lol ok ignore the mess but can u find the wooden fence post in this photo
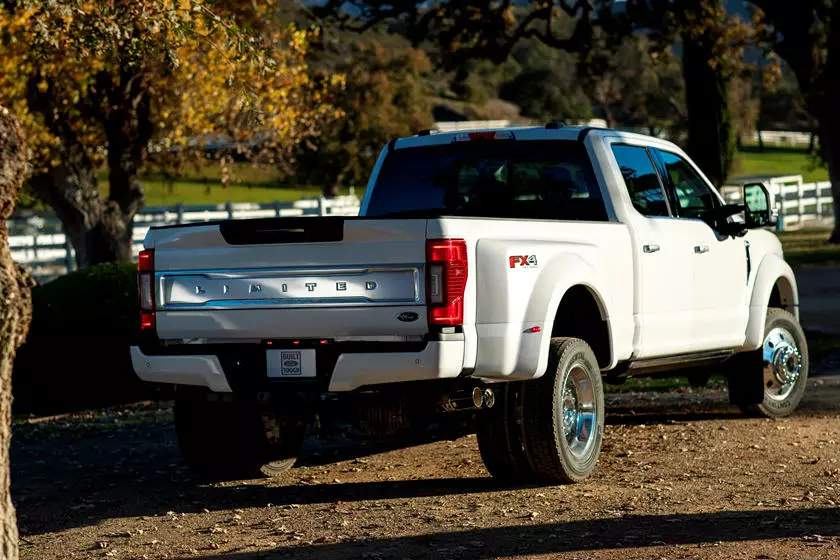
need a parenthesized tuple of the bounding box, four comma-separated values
(63, 231, 74, 273)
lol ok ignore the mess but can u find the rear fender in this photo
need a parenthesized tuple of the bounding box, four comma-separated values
(474, 250, 614, 379)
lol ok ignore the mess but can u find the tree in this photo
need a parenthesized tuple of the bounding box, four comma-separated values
(296, 38, 433, 194)
(0, 105, 34, 560)
(729, 76, 760, 148)
(498, 39, 592, 123)
(0, 0, 341, 266)
(314, 0, 757, 186)
(749, 1, 840, 242)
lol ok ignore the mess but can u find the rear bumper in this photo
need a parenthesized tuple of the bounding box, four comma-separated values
(130, 339, 465, 393)
(130, 347, 233, 393)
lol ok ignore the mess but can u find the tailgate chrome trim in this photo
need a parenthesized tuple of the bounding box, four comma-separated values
(156, 264, 423, 310)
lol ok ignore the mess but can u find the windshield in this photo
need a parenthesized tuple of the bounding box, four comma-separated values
(365, 140, 608, 221)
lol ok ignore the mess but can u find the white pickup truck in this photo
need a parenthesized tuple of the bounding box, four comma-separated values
(132, 124, 807, 483)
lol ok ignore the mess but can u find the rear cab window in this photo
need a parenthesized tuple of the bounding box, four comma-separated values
(364, 140, 609, 221)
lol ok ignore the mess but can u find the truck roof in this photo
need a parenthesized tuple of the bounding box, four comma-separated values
(393, 124, 683, 154)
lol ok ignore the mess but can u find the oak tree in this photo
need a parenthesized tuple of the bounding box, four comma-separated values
(750, 1, 840, 242)
(314, 0, 762, 186)
(0, 105, 34, 560)
(0, 0, 341, 266)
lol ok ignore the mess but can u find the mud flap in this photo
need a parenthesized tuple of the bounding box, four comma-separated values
(726, 350, 765, 405)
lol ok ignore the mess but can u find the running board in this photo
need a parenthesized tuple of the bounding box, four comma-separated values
(626, 349, 735, 375)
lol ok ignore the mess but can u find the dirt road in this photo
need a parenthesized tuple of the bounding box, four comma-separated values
(12, 376, 840, 560)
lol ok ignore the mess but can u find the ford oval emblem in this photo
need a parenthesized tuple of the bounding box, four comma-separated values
(397, 312, 419, 322)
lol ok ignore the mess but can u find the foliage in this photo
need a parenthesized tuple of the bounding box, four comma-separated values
(0, 0, 341, 174)
(0, 0, 343, 265)
(749, 1, 840, 242)
(758, 71, 810, 132)
(498, 40, 591, 122)
(729, 76, 760, 143)
(12, 262, 158, 414)
(295, 38, 433, 193)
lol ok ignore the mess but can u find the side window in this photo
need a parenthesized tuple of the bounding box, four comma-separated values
(657, 150, 718, 220)
(611, 144, 669, 217)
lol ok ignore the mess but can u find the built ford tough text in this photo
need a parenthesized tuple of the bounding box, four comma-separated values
(132, 124, 807, 484)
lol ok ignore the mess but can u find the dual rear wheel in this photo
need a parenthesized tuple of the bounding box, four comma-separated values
(477, 338, 605, 484)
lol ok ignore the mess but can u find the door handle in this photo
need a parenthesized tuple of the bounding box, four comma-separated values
(643, 244, 660, 253)
(694, 245, 710, 254)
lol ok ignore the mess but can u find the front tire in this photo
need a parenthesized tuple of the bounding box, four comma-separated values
(520, 338, 605, 483)
(174, 388, 306, 480)
(728, 308, 809, 418)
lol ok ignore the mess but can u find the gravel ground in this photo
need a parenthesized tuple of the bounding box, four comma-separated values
(12, 377, 840, 560)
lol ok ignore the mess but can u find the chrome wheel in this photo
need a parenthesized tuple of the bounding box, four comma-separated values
(763, 327, 802, 401)
(560, 364, 598, 459)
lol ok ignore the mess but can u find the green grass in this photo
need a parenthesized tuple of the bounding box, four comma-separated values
(778, 230, 840, 267)
(136, 180, 325, 206)
(97, 162, 362, 206)
(733, 146, 828, 183)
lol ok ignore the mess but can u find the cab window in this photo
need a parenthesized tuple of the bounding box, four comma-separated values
(611, 144, 670, 217)
(656, 150, 718, 220)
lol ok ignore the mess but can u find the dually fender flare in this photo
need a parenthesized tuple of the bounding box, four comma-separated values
(742, 253, 799, 350)
(525, 252, 615, 369)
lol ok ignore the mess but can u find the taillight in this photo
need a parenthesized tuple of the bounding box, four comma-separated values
(426, 239, 468, 327)
(138, 249, 156, 332)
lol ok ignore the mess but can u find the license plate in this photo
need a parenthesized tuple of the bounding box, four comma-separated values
(266, 349, 316, 378)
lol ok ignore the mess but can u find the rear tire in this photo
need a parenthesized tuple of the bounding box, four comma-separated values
(174, 388, 306, 480)
(520, 338, 605, 484)
(476, 382, 535, 484)
(728, 308, 809, 418)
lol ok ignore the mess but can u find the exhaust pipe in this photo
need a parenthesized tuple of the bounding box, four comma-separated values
(440, 386, 494, 412)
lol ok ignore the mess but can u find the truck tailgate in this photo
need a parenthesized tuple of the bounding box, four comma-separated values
(145, 217, 428, 341)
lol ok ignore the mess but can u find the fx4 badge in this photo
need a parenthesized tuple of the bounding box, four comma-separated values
(509, 255, 538, 268)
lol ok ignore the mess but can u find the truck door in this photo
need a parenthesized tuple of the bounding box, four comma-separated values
(609, 143, 697, 358)
(651, 148, 749, 350)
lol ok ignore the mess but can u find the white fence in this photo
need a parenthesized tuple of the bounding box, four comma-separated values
(9, 195, 361, 283)
(721, 175, 834, 231)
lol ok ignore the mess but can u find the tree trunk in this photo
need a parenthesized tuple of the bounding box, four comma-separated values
(102, 79, 148, 255)
(25, 72, 137, 267)
(682, 14, 735, 188)
(0, 106, 35, 560)
(28, 145, 130, 266)
(816, 122, 840, 243)
(757, 129, 764, 153)
(808, 116, 818, 155)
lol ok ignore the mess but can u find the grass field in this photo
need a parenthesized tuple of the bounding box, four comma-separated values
(85, 145, 831, 206)
(98, 162, 361, 206)
(778, 229, 840, 267)
(733, 146, 828, 183)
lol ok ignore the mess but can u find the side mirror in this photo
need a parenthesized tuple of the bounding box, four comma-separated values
(742, 182, 778, 229)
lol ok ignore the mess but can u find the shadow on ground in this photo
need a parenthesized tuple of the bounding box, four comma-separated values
(178, 507, 840, 559)
(12, 379, 840, 537)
